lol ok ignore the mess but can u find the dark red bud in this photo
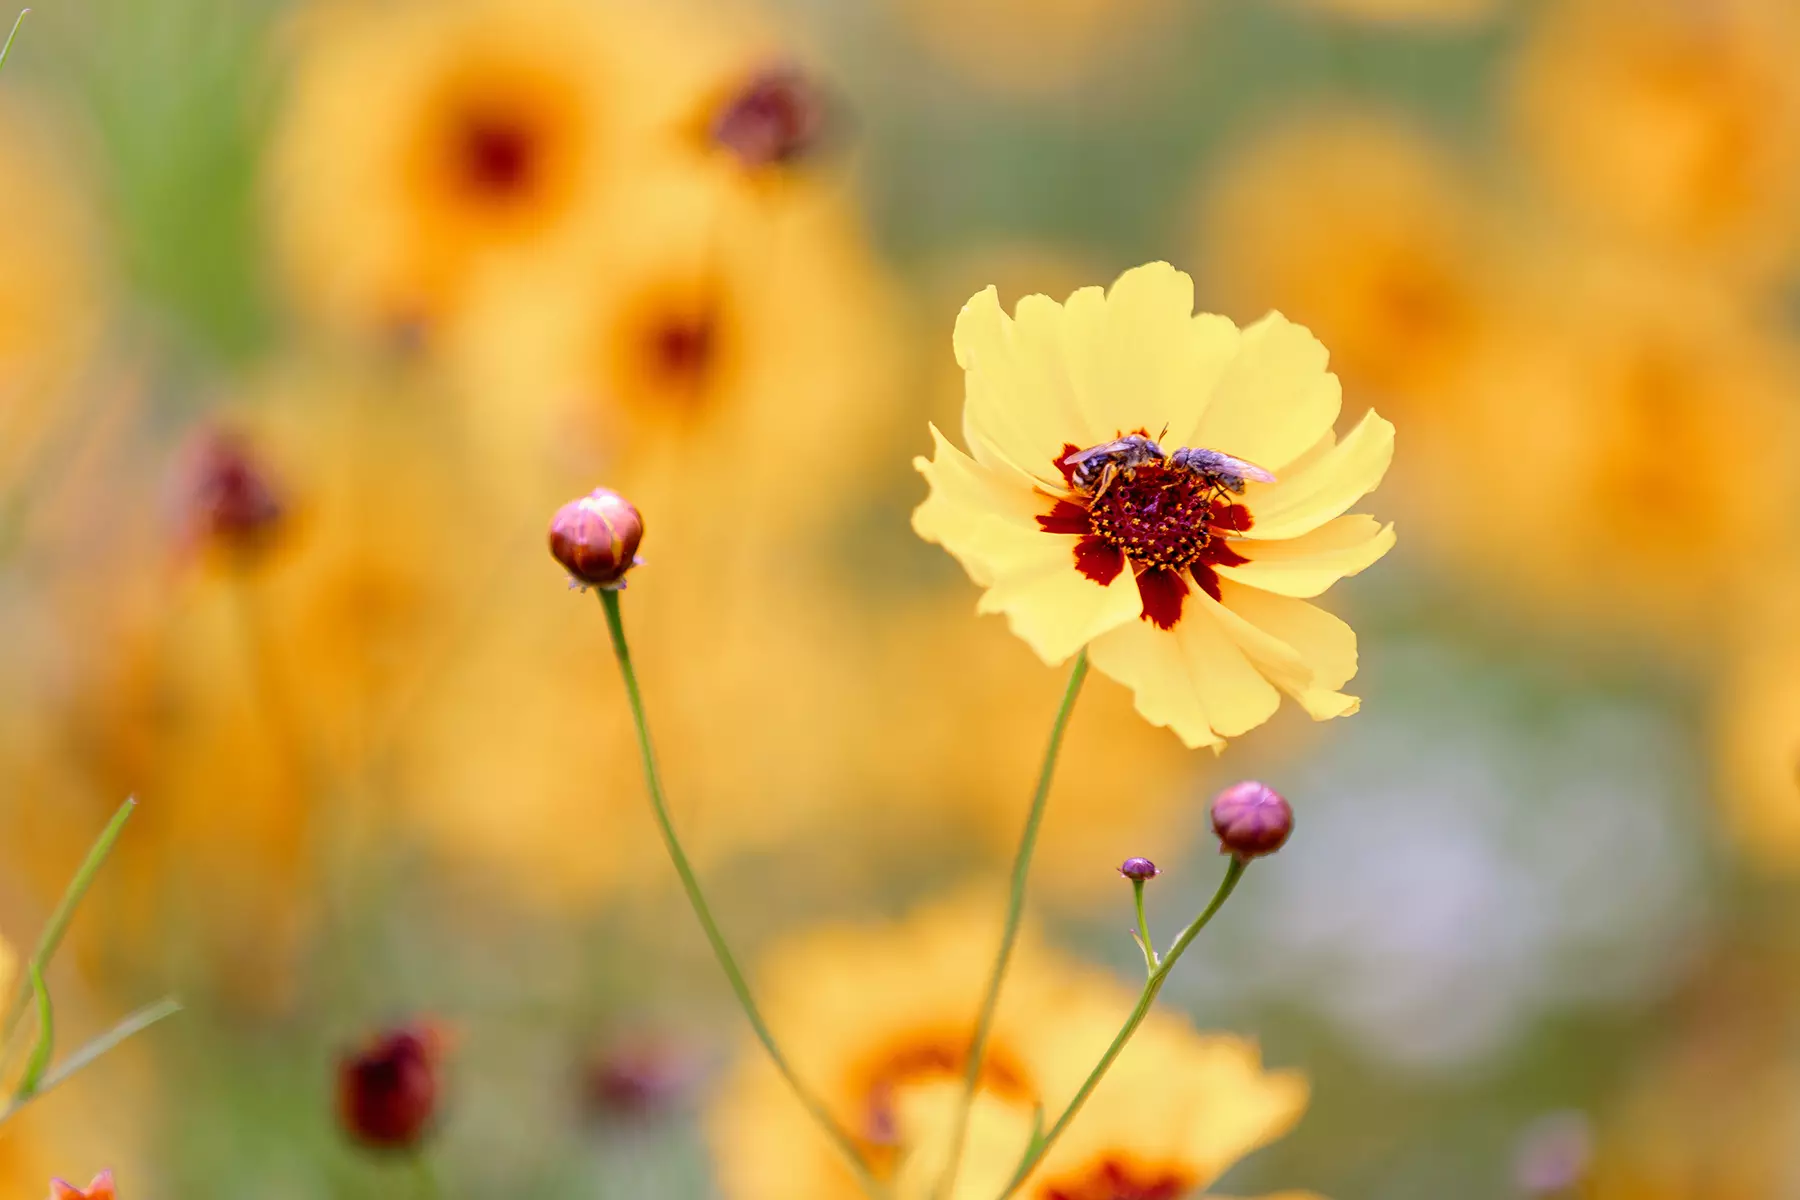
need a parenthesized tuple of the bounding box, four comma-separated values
(1210, 781, 1293, 860)
(709, 64, 829, 169)
(582, 1038, 697, 1121)
(548, 488, 644, 589)
(337, 1024, 444, 1151)
(173, 426, 284, 558)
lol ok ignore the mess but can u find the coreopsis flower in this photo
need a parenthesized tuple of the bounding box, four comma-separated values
(0, 103, 105, 487)
(1509, 0, 1800, 278)
(913, 262, 1395, 750)
(1282, 0, 1498, 24)
(894, 987, 1312, 1200)
(706, 895, 1081, 1198)
(48, 1173, 116, 1200)
(1196, 112, 1493, 408)
(705, 892, 1314, 1200)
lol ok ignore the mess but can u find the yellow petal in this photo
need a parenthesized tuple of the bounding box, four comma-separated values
(1215, 580, 1362, 720)
(1241, 410, 1395, 541)
(954, 285, 1098, 481)
(1059, 263, 1240, 453)
(1087, 589, 1283, 749)
(914, 423, 1141, 663)
(1191, 311, 1342, 474)
(971, 525, 1144, 665)
(1217, 515, 1397, 598)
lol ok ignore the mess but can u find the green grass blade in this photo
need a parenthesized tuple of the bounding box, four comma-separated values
(0, 10, 28, 76)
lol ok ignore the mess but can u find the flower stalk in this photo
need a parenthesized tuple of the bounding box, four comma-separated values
(596, 588, 887, 1199)
(999, 856, 1249, 1197)
(937, 651, 1090, 1198)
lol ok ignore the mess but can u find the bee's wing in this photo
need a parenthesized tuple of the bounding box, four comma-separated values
(1215, 451, 1277, 483)
(1062, 441, 1121, 467)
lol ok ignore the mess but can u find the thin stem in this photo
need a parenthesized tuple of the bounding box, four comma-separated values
(1131, 881, 1156, 976)
(1000, 857, 1249, 1198)
(597, 589, 887, 1199)
(412, 1150, 441, 1200)
(0, 997, 180, 1125)
(0, 10, 27, 76)
(1, 797, 137, 1050)
(937, 652, 1089, 1198)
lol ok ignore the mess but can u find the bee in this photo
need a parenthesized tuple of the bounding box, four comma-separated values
(1061, 433, 1166, 499)
(1167, 446, 1277, 494)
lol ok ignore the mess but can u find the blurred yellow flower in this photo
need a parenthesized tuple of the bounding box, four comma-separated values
(705, 893, 1310, 1200)
(862, 597, 1206, 898)
(891, 0, 1179, 97)
(1509, 0, 1800, 278)
(270, 0, 807, 348)
(1196, 111, 1493, 410)
(914, 262, 1394, 750)
(1406, 250, 1800, 642)
(0, 101, 106, 488)
(897, 995, 1313, 1200)
(1281, 0, 1498, 24)
(1714, 596, 1800, 872)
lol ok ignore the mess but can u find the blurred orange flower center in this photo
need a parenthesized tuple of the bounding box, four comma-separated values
(1038, 1157, 1195, 1200)
(854, 1035, 1032, 1147)
(457, 112, 541, 198)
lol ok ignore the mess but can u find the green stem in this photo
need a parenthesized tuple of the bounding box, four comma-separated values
(0, 10, 27, 76)
(937, 652, 1089, 1198)
(0, 997, 180, 1125)
(1, 797, 137, 1051)
(412, 1150, 441, 1199)
(597, 589, 887, 1200)
(1131, 880, 1156, 976)
(999, 857, 1249, 1198)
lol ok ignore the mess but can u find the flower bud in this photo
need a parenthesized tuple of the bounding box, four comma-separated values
(1210, 781, 1293, 860)
(1117, 857, 1160, 882)
(1514, 1111, 1593, 1198)
(172, 426, 284, 559)
(709, 64, 829, 170)
(582, 1037, 698, 1121)
(49, 1173, 116, 1200)
(548, 488, 644, 589)
(337, 1024, 445, 1150)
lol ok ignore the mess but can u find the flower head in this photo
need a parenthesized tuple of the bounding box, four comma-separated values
(48, 1173, 116, 1200)
(709, 64, 829, 170)
(337, 1023, 446, 1150)
(1117, 857, 1160, 881)
(1210, 780, 1294, 860)
(170, 425, 285, 561)
(549, 487, 644, 589)
(913, 262, 1395, 750)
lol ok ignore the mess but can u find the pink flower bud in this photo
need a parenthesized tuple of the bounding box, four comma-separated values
(1210, 781, 1293, 860)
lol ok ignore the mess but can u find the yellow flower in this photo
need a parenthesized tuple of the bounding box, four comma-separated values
(913, 262, 1395, 750)
(890, 0, 1179, 97)
(1714, 589, 1800, 872)
(0, 100, 106, 487)
(705, 893, 1312, 1200)
(1404, 248, 1800, 643)
(896, 995, 1313, 1200)
(1194, 112, 1493, 410)
(1280, 0, 1499, 24)
(1508, 0, 1800, 278)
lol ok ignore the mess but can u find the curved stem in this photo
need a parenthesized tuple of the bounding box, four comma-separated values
(999, 857, 1248, 1198)
(1131, 880, 1156, 976)
(937, 652, 1089, 1198)
(597, 590, 887, 1199)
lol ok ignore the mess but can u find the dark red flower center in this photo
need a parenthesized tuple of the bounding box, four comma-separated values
(1037, 442, 1253, 632)
(458, 113, 539, 199)
(1087, 462, 1221, 572)
(1039, 1157, 1195, 1200)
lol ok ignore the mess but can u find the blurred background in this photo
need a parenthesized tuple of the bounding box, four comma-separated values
(1, 0, 1799, 1195)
